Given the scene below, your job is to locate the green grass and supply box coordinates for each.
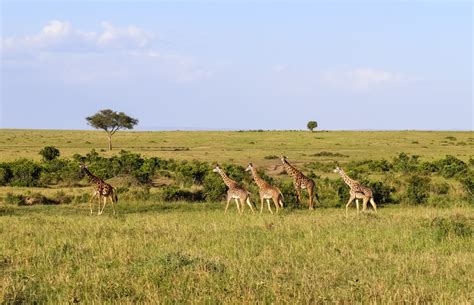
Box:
[1,203,472,303]
[0,129,473,303]
[0,129,472,164]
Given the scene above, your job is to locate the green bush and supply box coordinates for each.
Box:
[366,180,396,205]
[39,146,60,162]
[9,159,42,187]
[202,173,227,202]
[434,155,468,178]
[406,175,431,204]
[161,185,204,202]
[392,152,420,173]
[0,164,12,186]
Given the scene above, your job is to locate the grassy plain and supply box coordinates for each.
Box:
[0,129,473,303]
[1,203,472,303]
[0,129,472,165]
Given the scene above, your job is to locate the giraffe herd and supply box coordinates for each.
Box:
[80,156,377,216]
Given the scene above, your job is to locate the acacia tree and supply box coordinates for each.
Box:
[307,120,318,132]
[86,109,138,150]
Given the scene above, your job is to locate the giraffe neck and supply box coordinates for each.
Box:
[217,170,237,188]
[282,159,302,178]
[337,169,356,188]
[250,167,267,189]
[83,168,103,186]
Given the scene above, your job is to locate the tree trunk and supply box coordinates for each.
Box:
[108,134,112,150]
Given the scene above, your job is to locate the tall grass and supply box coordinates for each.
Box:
[1,202,472,303]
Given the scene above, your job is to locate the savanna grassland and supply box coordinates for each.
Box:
[0,129,473,303]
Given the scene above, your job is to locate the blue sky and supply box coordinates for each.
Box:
[1,1,472,130]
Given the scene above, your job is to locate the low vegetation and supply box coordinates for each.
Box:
[0,130,472,303]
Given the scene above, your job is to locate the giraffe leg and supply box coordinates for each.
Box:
[272,196,279,213]
[362,197,369,212]
[260,197,265,214]
[88,191,97,215]
[99,196,108,215]
[346,194,355,214]
[294,186,302,205]
[370,198,378,212]
[246,197,255,214]
[97,194,103,215]
[266,199,273,214]
[355,199,360,214]
[307,186,315,210]
[234,198,241,214]
[225,195,232,214]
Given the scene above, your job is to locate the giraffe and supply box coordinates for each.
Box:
[245,163,284,214]
[333,166,377,214]
[280,156,319,209]
[80,164,118,215]
[212,164,255,214]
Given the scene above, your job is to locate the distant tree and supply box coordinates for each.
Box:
[86,109,138,150]
[307,121,318,132]
[39,146,60,162]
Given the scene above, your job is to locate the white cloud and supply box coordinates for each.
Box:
[321,68,404,91]
[2,20,153,53]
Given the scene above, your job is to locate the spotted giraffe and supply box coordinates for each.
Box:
[213,164,254,214]
[333,166,377,214]
[246,163,284,214]
[80,164,118,215]
[280,156,319,209]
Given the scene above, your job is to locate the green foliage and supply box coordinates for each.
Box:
[392,152,420,173]
[160,185,204,202]
[9,159,42,187]
[39,146,60,162]
[202,173,227,202]
[406,175,431,204]
[434,155,468,178]
[0,163,12,186]
[306,120,318,132]
[366,180,396,204]
[458,173,474,199]
[86,109,139,150]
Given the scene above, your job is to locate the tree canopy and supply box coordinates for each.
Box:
[307,121,318,132]
[86,109,138,150]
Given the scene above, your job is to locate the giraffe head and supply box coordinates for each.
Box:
[280,155,287,163]
[212,164,222,173]
[245,163,254,172]
[333,166,342,173]
[79,163,87,171]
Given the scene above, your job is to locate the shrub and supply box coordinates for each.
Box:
[406,175,431,204]
[264,155,278,160]
[434,155,468,178]
[0,164,12,186]
[39,146,60,162]
[392,152,420,173]
[202,173,227,202]
[366,180,396,205]
[9,159,42,187]
[161,185,204,202]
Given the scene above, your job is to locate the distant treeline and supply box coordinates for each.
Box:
[0,148,473,207]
